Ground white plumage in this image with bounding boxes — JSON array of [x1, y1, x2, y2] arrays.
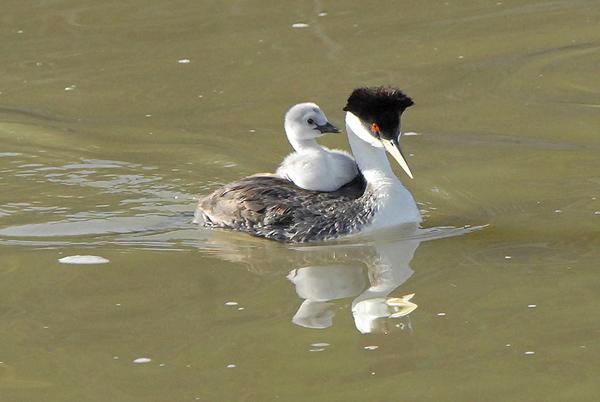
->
[[195, 86, 422, 243], [276, 103, 358, 192]]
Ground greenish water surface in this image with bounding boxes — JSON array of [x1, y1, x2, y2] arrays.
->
[[1, 1, 599, 401]]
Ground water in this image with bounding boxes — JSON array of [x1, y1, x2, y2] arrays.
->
[[1, 1, 599, 401]]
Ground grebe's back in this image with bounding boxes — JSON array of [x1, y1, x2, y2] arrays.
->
[[195, 173, 368, 242]]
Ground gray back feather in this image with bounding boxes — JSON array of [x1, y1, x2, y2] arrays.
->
[[197, 174, 376, 242]]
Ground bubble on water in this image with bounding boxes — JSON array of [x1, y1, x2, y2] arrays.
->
[[292, 23, 309, 28], [58, 255, 109, 264], [527, 304, 537, 308], [505, 255, 512, 259], [178, 59, 191, 64], [225, 301, 238, 306], [437, 312, 447, 316], [524, 351, 535, 355], [318, 12, 328, 17], [554, 209, 562, 213], [133, 357, 151, 364], [364, 345, 379, 350], [310, 343, 330, 348], [64, 85, 76, 91], [226, 364, 236, 368], [309, 348, 325, 352]]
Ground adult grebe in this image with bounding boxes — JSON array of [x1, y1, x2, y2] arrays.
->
[[276, 103, 358, 192], [194, 86, 421, 242]]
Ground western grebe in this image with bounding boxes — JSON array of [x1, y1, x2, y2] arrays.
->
[[194, 86, 421, 242], [276, 102, 358, 192]]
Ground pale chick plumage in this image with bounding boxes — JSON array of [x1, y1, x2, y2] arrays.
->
[[276, 103, 358, 192], [195, 86, 421, 243]]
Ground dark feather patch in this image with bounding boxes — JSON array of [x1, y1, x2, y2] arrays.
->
[[196, 174, 377, 242], [343, 86, 413, 140]]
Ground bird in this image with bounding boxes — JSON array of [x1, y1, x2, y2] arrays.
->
[[276, 102, 358, 192], [194, 86, 421, 243]]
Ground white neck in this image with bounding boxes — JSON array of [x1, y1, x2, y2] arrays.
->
[[288, 137, 322, 152], [345, 112, 422, 228], [345, 112, 395, 183]]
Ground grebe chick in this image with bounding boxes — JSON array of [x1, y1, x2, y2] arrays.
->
[[276, 103, 358, 192], [195, 86, 421, 243]]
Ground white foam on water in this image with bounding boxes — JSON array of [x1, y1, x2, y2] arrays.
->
[[133, 357, 151, 364], [58, 255, 109, 264], [292, 23, 309, 28]]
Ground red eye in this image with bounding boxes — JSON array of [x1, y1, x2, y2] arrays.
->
[[371, 123, 380, 133]]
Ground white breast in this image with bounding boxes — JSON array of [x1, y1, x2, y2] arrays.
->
[[366, 178, 422, 231], [276, 147, 358, 192]]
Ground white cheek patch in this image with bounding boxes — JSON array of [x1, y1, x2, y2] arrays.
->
[[345, 112, 383, 148]]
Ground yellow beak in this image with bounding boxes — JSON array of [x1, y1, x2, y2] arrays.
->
[[382, 139, 414, 179]]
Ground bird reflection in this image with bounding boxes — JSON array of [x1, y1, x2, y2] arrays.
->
[[188, 224, 480, 334], [287, 233, 422, 334]]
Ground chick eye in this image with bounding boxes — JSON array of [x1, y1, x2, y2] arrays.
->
[[307, 118, 314, 125]]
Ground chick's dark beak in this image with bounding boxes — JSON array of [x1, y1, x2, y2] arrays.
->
[[315, 121, 340, 134]]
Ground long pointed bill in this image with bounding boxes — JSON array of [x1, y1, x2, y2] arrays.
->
[[382, 139, 414, 179]]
